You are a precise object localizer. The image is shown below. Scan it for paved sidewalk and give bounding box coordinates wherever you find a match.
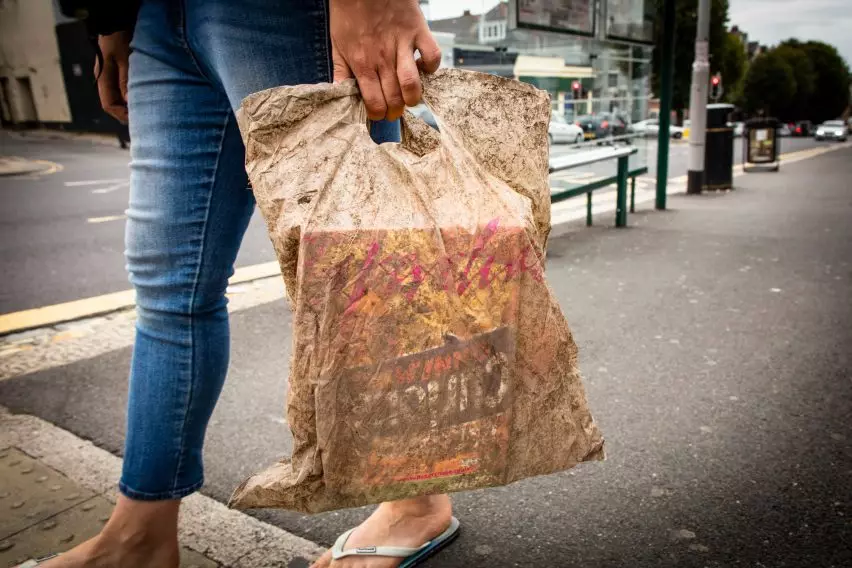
[0,408,322,568]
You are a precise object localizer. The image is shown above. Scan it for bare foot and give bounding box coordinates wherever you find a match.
[310,494,453,568]
[39,497,180,568]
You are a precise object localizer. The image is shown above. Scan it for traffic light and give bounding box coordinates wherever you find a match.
[572,80,582,99]
[710,74,723,101]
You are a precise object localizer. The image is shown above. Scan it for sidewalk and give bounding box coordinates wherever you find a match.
[0,444,217,567]
[0,408,322,568]
[1,146,850,567]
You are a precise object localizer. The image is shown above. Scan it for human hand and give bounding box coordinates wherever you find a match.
[95,32,132,123]
[329,0,441,121]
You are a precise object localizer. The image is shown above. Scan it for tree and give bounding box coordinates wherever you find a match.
[718,32,748,104]
[741,51,796,117]
[773,42,816,121]
[798,41,850,123]
[652,0,730,122]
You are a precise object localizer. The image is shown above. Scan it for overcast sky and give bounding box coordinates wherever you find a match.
[427,0,852,65]
[729,0,851,64]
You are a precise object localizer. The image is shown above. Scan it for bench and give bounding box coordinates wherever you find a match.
[548,146,649,227]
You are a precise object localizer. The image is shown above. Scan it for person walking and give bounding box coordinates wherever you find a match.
[40,1,453,567]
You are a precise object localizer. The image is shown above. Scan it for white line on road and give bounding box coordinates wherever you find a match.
[91,181,130,194]
[64,178,128,187]
[87,215,127,224]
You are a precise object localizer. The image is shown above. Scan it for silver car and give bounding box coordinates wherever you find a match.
[815,120,847,142]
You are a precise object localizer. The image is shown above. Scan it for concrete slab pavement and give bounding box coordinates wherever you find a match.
[0,408,322,568]
[0,146,850,567]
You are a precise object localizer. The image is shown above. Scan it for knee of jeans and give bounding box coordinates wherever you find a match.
[126,248,229,328]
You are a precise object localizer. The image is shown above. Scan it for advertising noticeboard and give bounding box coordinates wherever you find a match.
[606,0,654,43]
[512,0,595,36]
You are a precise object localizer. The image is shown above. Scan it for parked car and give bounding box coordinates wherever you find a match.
[549,111,585,144]
[630,118,685,139]
[815,120,848,142]
[575,112,630,142]
[791,121,813,137]
[778,123,792,137]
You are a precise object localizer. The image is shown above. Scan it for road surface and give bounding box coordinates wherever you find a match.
[1,144,849,567]
[0,132,828,314]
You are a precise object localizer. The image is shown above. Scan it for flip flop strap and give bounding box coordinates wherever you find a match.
[331,528,429,559]
[331,517,460,560]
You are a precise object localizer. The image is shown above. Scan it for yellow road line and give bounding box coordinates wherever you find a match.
[4,142,846,336]
[0,261,282,335]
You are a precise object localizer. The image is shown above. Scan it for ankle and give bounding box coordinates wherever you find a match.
[381,494,452,519]
[99,496,180,550]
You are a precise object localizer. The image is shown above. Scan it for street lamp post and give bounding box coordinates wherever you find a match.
[686,0,712,195]
[655,0,676,210]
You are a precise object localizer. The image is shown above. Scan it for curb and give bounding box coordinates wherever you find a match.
[0,406,324,567]
[0,262,282,336]
[3,130,123,149]
[0,157,56,177]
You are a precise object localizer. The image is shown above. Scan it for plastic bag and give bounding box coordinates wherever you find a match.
[229,69,604,513]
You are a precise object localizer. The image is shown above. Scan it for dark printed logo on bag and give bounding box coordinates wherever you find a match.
[327,327,514,488]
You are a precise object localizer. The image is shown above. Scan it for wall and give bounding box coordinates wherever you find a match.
[0,0,71,124]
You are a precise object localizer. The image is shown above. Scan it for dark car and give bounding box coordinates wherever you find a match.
[791,121,813,137]
[575,112,629,142]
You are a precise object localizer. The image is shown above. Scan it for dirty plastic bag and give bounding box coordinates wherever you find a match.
[229,69,604,513]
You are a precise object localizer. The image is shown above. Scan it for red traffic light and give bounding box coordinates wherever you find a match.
[572,81,580,90]
[711,76,721,86]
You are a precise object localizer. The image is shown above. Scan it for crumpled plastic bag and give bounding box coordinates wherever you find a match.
[229,69,604,513]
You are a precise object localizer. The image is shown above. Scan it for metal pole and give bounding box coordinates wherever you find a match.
[616,155,628,227]
[655,0,676,210]
[686,0,711,194]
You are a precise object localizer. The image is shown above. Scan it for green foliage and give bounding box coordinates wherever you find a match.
[772,43,816,121]
[741,39,850,122]
[652,0,730,115]
[719,32,747,104]
[797,41,850,122]
[741,51,796,117]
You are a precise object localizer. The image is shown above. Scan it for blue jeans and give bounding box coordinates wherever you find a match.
[121,0,399,500]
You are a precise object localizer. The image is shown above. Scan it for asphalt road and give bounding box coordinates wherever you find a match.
[0,132,830,314]
[1,147,849,567]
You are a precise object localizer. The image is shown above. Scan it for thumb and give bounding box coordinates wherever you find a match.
[332,42,354,83]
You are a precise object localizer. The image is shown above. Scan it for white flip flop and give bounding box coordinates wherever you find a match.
[331,516,461,568]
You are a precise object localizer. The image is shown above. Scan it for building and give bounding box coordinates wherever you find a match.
[427,1,652,122]
[0,0,70,126]
[0,0,119,132]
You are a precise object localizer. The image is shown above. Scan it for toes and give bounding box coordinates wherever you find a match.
[310,548,334,568]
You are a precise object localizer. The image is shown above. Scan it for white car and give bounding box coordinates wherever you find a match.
[815,120,848,142]
[630,118,684,139]
[549,111,584,144]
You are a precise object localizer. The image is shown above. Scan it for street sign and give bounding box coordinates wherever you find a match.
[508,0,595,36]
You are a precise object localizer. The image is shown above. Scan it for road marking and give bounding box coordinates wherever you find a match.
[0,407,323,565]
[0,261,281,335]
[64,178,128,187]
[2,142,847,338]
[87,214,127,224]
[91,181,130,194]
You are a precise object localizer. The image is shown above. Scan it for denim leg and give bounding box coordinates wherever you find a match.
[121,0,400,501]
[121,1,255,500]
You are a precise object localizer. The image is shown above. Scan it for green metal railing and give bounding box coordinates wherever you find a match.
[549,148,649,227]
